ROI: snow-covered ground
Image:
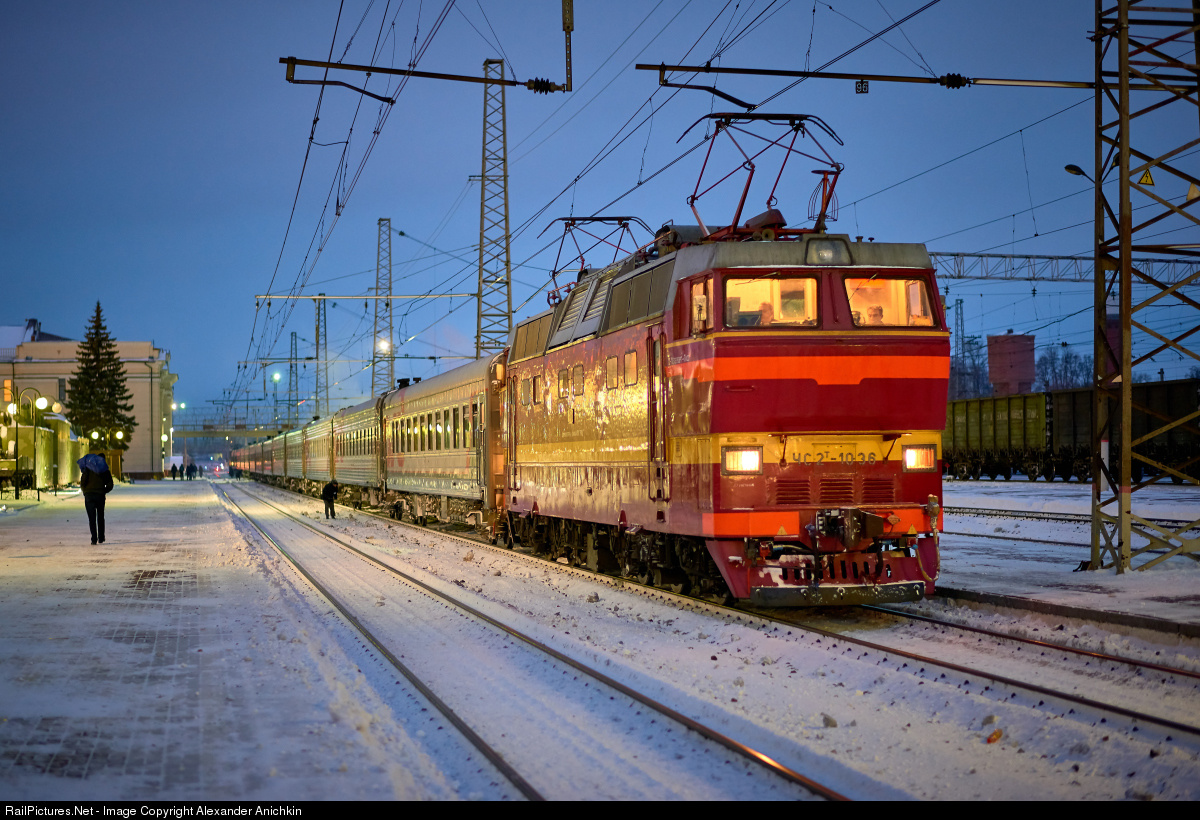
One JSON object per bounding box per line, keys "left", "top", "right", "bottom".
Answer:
{"left": 1, "top": 478, "right": 1198, "bottom": 800}
{"left": 939, "top": 479, "right": 1200, "bottom": 627}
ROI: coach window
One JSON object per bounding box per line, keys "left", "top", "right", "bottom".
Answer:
{"left": 443, "top": 409, "right": 451, "bottom": 449}
{"left": 572, "top": 364, "right": 585, "bottom": 396}
{"left": 435, "top": 413, "right": 443, "bottom": 450}
{"left": 605, "top": 356, "right": 619, "bottom": 390}
{"left": 453, "top": 407, "right": 460, "bottom": 448}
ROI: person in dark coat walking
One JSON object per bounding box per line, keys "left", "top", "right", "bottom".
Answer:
{"left": 78, "top": 448, "right": 114, "bottom": 545}
{"left": 322, "top": 479, "right": 339, "bottom": 519}
{"left": 170, "top": 464, "right": 178, "bottom": 480}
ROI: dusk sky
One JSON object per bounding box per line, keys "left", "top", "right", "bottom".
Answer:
{"left": 3, "top": 2, "right": 1195, "bottom": 422}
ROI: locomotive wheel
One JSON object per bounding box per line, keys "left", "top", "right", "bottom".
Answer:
{"left": 652, "top": 567, "right": 689, "bottom": 595}
{"left": 1023, "top": 461, "right": 1040, "bottom": 480}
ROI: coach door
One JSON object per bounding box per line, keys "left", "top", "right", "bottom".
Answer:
{"left": 649, "top": 330, "right": 670, "bottom": 502}
{"left": 506, "top": 376, "right": 518, "bottom": 493}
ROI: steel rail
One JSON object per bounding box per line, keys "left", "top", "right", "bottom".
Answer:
{"left": 232, "top": 482, "right": 847, "bottom": 801}
{"left": 756, "top": 611, "right": 1200, "bottom": 739}
{"left": 217, "top": 485, "right": 545, "bottom": 801}
{"left": 862, "top": 605, "right": 1200, "bottom": 682}
{"left": 945, "top": 506, "right": 1195, "bottom": 529}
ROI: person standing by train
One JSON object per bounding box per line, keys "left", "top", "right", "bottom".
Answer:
{"left": 322, "top": 479, "right": 339, "bottom": 519}
{"left": 170, "top": 463, "right": 178, "bottom": 480}
{"left": 78, "top": 447, "right": 114, "bottom": 545}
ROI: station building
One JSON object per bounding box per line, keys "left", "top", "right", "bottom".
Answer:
{"left": 1, "top": 319, "right": 178, "bottom": 484}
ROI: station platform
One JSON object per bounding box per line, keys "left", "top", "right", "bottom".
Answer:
{"left": 0, "top": 479, "right": 1197, "bottom": 799}
{"left": 0, "top": 480, "right": 422, "bottom": 801}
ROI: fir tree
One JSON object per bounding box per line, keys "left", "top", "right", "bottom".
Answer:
{"left": 67, "top": 302, "right": 136, "bottom": 450}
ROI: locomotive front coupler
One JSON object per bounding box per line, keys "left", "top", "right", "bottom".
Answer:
{"left": 809, "top": 508, "right": 887, "bottom": 548}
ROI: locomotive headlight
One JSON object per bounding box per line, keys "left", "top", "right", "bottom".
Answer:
{"left": 902, "top": 444, "right": 938, "bottom": 472}
{"left": 805, "top": 238, "right": 851, "bottom": 266}
{"left": 723, "top": 446, "right": 763, "bottom": 475}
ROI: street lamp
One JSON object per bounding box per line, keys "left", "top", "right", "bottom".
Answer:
{"left": 1065, "top": 163, "right": 1094, "bottom": 183}
{"left": 5, "top": 388, "right": 54, "bottom": 500}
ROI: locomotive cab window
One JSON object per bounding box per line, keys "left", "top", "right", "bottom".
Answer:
{"left": 845, "top": 276, "right": 936, "bottom": 328}
{"left": 724, "top": 275, "right": 817, "bottom": 328}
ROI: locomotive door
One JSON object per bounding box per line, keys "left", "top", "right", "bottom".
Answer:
{"left": 649, "top": 330, "right": 670, "bottom": 501}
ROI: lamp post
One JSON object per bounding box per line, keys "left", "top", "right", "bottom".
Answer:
{"left": 6, "top": 388, "right": 59, "bottom": 500}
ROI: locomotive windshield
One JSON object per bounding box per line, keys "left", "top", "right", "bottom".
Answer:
{"left": 724, "top": 275, "right": 817, "bottom": 328}
{"left": 845, "top": 276, "right": 936, "bottom": 328}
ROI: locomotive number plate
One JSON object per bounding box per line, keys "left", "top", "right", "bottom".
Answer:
{"left": 786, "top": 440, "right": 878, "bottom": 465}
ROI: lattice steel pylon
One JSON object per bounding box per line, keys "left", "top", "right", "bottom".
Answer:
{"left": 1089, "top": 2, "right": 1200, "bottom": 572}
{"left": 373, "top": 217, "right": 395, "bottom": 395}
{"left": 477, "top": 59, "right": 514, "bottom": 358}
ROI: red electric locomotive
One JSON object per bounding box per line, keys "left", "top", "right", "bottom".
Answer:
{"left": 504, "top": 114, "right": 949, "bottom": 605}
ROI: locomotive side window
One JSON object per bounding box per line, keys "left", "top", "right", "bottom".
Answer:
{"left": 558, "top": 369, "right": 569, "bottom": 399}
{"left": 605, "top": 357, "right": 619, "bottom": 390}
{"left": 572, "top": 365, "right": 585, "bottom": 396}
{"left": 690, "top": 279, "right": 712, "bottom": 335}
{"left": 845, "top": 276, "right": 936, "bottom": 327}
{"left": 520, "top": 378, "right": 531, "bottom": 407}
{"left": 724, "top": 275, "right": 817, "bottom": 328}
{"left": 532, "top": 375, "right": 543, "bottom": 405}
{"left": 624, "top": 351, "right": 637, "bottom": 386}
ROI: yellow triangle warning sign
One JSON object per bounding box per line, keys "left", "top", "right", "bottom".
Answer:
{"left": 1138, "top": 169, "right": 1155, "bottom": 186}
{"left": 777, "top": 526, "right": 788, "bottom": 537}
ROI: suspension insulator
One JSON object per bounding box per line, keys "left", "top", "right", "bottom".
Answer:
{"left": 940, "top": 73, "right": 969, "bottom": 89}
{"left": 526, "top": 78, "right": 557, "bottom": 94}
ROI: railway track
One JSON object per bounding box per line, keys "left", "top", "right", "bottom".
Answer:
{"left": 755, "top": 604, "right": 1200, "bottom": 742}
{"left": 944, "top": 506, "right": 1196, "bottom": 530}
{"left": 861, "top": 604, "right": 1200, "bottom": 682}
{"left": 235, "top": 482, "right": 1200, "bottom": 737}
{"left": 222, "top": 479, "right": 1200, "bottom": 798}
{"left": 220, "top": 482, "right": 846, "bottom": 801}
